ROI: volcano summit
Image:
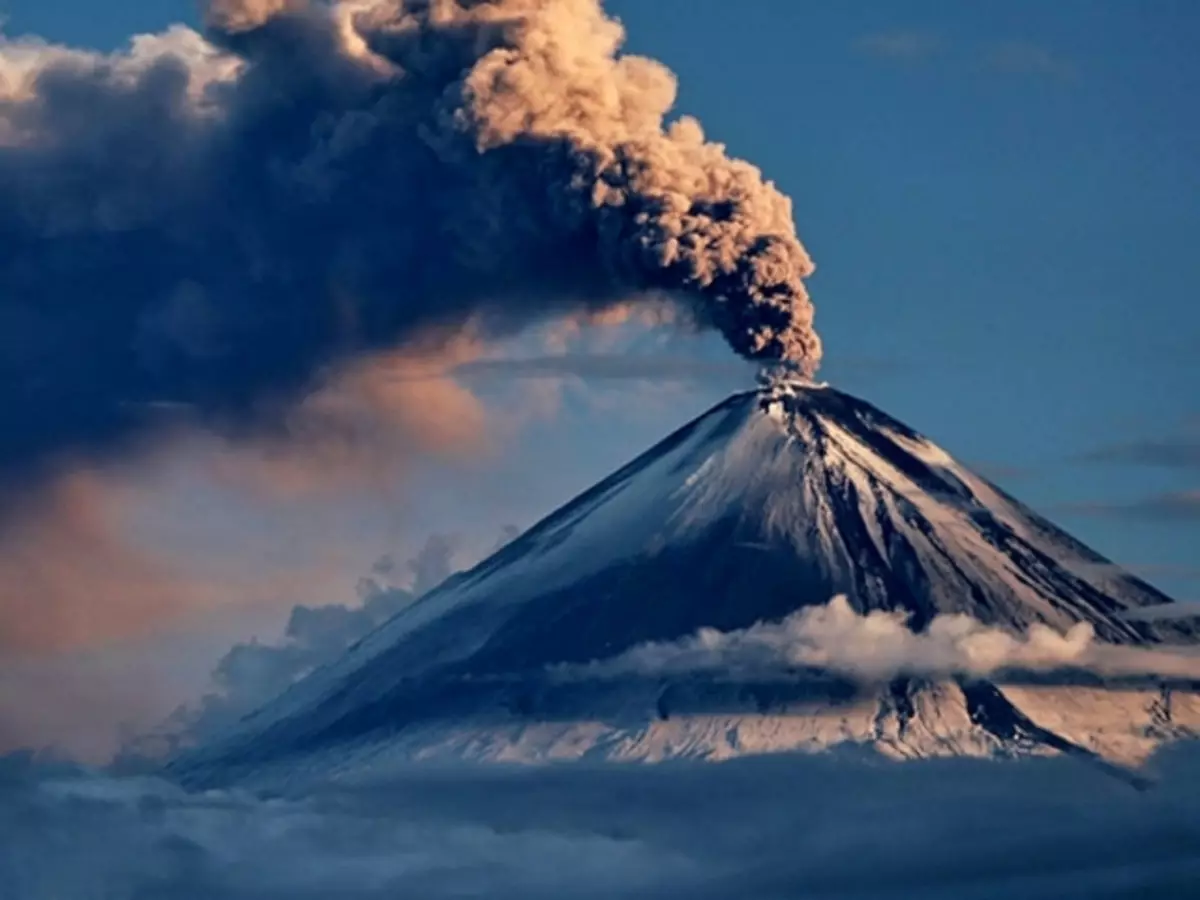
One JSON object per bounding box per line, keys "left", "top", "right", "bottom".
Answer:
{"left": 177, "top": 379, "right": 1200, "bottom": 786}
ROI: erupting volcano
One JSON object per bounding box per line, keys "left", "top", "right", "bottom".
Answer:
{"left": 176, "top": 376, "right": 1200, "bottom": 787}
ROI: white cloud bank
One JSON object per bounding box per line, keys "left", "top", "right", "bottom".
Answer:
{"left": 562, "top": 596, "right": 1200, "bottom": 683}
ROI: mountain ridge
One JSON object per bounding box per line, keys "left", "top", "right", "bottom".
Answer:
{"left": 172, "top": 380, "right": 1200, "bottom": 786}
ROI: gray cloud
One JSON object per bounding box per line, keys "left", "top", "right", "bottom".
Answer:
{"left": 1079, "top": 433, "right": 1200, "bottom": 470}
{"left": 455, "top": 352, "right": 755, "bottom": 383}
{"left": 855, "top": 31, "right": 1078, "bottom": 84}
{"left": 1059, "top": 491, "right": 1200, "bottom": 523}
{"left": 984, "top": 40, "right": 1078, "bottom": 81}
{"left": 4, "top": 746, "right": 1200, "bottom": 899}
{"left": 855, "top": 30, "right": 942, "bottom": 63}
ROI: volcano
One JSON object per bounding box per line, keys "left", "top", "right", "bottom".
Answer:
{"left": 176, "top": 380, "right": 1200, "bottom": 786}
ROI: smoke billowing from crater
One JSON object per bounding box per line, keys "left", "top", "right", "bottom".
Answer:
{"left": 0, "top": 0, "right": 819, "bottom": 487}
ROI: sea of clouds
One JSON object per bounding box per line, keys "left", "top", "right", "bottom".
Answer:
{"left": 3, "top": 745, "right": 1200, "bottom": 899}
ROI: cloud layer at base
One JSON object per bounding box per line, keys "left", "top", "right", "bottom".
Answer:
{"left": 3, "top": 746, "right": 1200, "bottom": 899}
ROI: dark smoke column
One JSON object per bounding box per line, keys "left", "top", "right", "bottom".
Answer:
{"left": 411, "top": 0, "right": 823, "bottom": 372}
{"left": 0, "top": 0, "right": 821, "bottom": 487}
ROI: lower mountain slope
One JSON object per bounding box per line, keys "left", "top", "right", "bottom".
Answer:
{"left": 173, "top": 381, "right": 1200, "bottom": 786}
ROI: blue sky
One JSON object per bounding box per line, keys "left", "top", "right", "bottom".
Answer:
{"left": 1, "top": 0, "right": 1197, "bottom": 750}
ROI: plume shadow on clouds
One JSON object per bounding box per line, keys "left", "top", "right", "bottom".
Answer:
{"left": 3, "top": 746, "right": 1200, "bottom": 899}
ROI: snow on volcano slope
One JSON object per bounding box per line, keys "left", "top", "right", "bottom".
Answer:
{"left": 173, "top": 381, "right": 1200, "bottom": 786}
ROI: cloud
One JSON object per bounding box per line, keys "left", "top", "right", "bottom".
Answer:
{"left": 0, "top": 522, "right": 504, "bottom": 764}
{"left": 205, "top": 0, "right": 298, "bottom": 34}
{"left": 0, "top": 465, "right": 354, "bottom": 659}
{"left": 0, "top": 472, "right": 177, "bottom": 655}
{"left": 456, "top": 353, "right": 754, "bottom": 384}
{"left": 0, "top": 0, "right": 822, "bottom": 504}
{"left": 1060, "top": 491, "right": 1200, "bottom": 524}
{"left": 118, "top": 531, "right": 504, "bottom": 763}
{"left": 0, "top": 650, "right": 182, "bottom": 766}
{"left": 0, "top": 457, "right": 394, "bottom": 761}
{"left": 984, "top": 40, "right": 1078, "bottom": 81}
{"left": 0, "top": 237, "right": 679, "bottom": 684}
{"left": 0, "top": 472, "right": 251, "bottom": 656}
{"left": 560, "top": 596, "right": 1200, "bottom": 684}
{"left": 1078, "top": 432, "right": 1200, "bottom": 470}
{"left": 197, "top": 340, "right": 491, "bottom": 499}
{"left": 5, "top": 746, "right": 1200, "bottom": 899}
{"left": 855, "top": 30, "right": 942, "bottom": 63}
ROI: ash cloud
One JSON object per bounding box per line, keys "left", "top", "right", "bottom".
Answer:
{"left": 0, "top": 469, "right": 333, "bottom": 657}
{"left": 0, "top": 0, "right": 820, "bottom": 492}
{"left": 455, "top": 352, "right": 754, "bottom": 383}
{"left": 0, "top": 471, "right": 189, "bottom": 656}
{"left": 563, "top": 596, "right": 1200, "bottom": 683}
{"left": 4, "top": 747, "right": 1200, "bottom": 899}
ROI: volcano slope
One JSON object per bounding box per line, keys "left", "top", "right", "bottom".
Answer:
{"left": 174, "top": 381, "right": 1200, "bottom": 786}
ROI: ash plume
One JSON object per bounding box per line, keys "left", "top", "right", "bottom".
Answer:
{"left": 0, "top": 0, "right": 820, "bottom": 489}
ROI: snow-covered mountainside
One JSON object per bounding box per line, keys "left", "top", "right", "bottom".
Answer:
{"left": 174, "top": 381, "right": 1200, "bottom": 786}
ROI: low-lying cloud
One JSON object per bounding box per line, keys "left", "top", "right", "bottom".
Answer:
{"left": 1080, "top": 433, "right": 1200, "bottom": 471}
{"left": 561, "top": 596, "right": 1200, "bottom": 683}
{"left": 3, "top": 746, "right": 1200, "bottom": 899}
{"left": 121, "top": 531, "right": 506, "bottom": 762}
